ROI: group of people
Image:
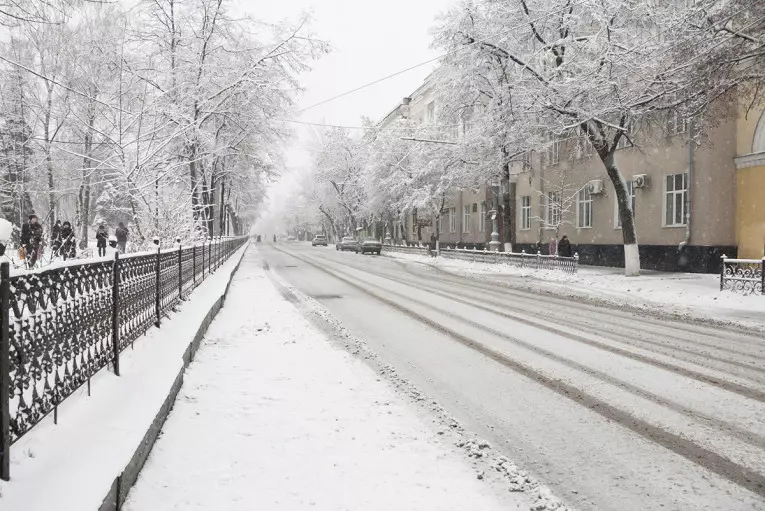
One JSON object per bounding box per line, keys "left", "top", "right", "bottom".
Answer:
{"left": 16, "top": 215, "right": 134, "bottom": 268}
{"left": 94, "top": 222, "right": 129, "bottom": 257}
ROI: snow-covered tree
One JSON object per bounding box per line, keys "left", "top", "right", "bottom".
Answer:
{"left": 433, "top": 0, "right": 742, "bottom": 275}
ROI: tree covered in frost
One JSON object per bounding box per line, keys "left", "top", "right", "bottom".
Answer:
{"left": 432, "top": 0, "right": 745, "bottom": 275}
{"left": 0, "top": 0, "right": 326, "bottom": 248}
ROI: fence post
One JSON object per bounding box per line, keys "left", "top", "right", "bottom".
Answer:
{"left": 761, "top": 257, "right": 764, "bottom": 295}
{"left": 178, "top": 245, "right": 183, "bottom": 300}
{"left": 111, "top": 253, "right": 120, "bottom": 376}
{"left": 574, "top": 253, "right": 579, "bottom": 274}
{"left": 202, "top": 241, "right": 205, "bottom": 281}
{"left": 193, "top": 244, "right": 197, "bottom": 287}
{"left": 536, "top": 251, "right": 541, "bottom": 270}
{"left": 720, "top": 254, "right": 727, "bottom": 291}
{"left": 208, "top": 240, "right": 212, "bottom": 275}
{"left": 155, "top": 247, "right": 161, "bottom": 327}
{"left": 1, "top": 262, "right": 10, "bottom": 481}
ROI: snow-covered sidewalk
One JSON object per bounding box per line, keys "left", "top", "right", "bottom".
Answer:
{"left": 384, "top": 252, "right": 765, "bottom": 331}
{"left": 123, "top": 250, "right": 522, "bottom": 511}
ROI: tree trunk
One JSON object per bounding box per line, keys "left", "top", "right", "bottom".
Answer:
{"left": 79, "top": 103, "right": 96, "bottom": 248}
{"left": 601, "top": 151, "right": 640, "bottom": 276}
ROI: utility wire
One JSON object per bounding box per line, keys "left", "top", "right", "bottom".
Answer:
{"left": 295, "top": 0, "right": 592, "bottom": 114}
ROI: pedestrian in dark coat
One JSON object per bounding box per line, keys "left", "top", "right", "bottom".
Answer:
{"left": 21, "top": 214, "right": 44, "bottom": 267}
{"left": 60, "top": 221, "right": 76, "bottom": 260}
{"left": 96, "top": 224, "right": 109, "bottom": 257}
{"left": 51, "top": 220, "right": 61, "bottom": 243}
{"left": 115, "top": 222, "right": 129, "bottom": 253}
{"left": 558, "top": 235, "right": 572, "bottom": 258}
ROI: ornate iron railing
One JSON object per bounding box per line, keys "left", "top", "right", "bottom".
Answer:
{"left": 720, "top": 256, "right": 764, "bottom": 295}
{"left": 440, "top": 248, "right": 579, "bottom": 274}
{"left": 382, "top": 244, "right": 578, "bottom": 275}
{"left": 0, "top": 236, "right": 248, "bottom": 480}
{"left": 383, "top": 244, "right": 430, "bottom": 256}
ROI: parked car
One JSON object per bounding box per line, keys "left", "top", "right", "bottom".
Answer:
{"left": 356, "top": 238, "right": 382, "bottom": 255}
{"left": 336, "top": 236, "right": 359, "bottom": 251}
{"left": 312, "top": 234, "right": 328, "bottom": 246}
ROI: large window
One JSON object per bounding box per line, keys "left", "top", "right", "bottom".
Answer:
{"left": 463, "top": 205, "right": 471, "bottom": 233}
{"left": 426, "top": 101, "right": 436, "bottom": 124}
{"left": 577, "top": 136, "right": 594, "bottom": 159}
{"left": 449, "top": 207, "right": 456, "bottom": 233}
{"left": 479, "top": 203, "right": 487, "bottom": 232}
{"left": 546, "top": 191, "right": 561, "bottom": 226}
{"left": 521, "top": 196, "right": 531, "bottom": 230}
{"left": 577, "top": 187, "right": 593, "bottom": 228}
{"left": 615, "top": 181, "right": 636, "bottom": 228}
{"left": 665, "top": 173, "right": 688, "bottom": 226}
{"left": 544, "top": 133, "right": 560, "bottom": 166}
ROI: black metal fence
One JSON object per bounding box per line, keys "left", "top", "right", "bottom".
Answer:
{"left": 720, "top": 256, "right": 764, "bottom": 295}
{"left": 382, "top": 244, "right": 579, "bottom": 275}
{"left": 0, "top": 237, "right": 248, "bottom": 480}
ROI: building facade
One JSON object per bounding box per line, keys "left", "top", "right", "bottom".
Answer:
{"left": 380, "top": 76, "right": 763, "bottom": 272}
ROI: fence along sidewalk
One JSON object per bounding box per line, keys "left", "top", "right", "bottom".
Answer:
{"left": 720, "top": 256, "right": 765, "bottom": 295}
{"left": 0, "top": 236, "right": 248, "bottom": 481}
{"left": 382, "top": 244, "right": 579, "bottom": 275}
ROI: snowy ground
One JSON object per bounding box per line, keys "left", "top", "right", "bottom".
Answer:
{"left": 382, "top": 251, "right": 765, "bottom": 331}
{"left": 0, "top": 245, "right": 247, "bottom": 511}
{"left": 123, "top": 249, "right": 538, "bottom": 511}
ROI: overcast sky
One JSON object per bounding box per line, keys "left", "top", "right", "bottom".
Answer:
{"left": 249, "top": 0, "right": 456, "bottom": 229}
{"left": 253, "top": 0, "right": 452, "bottom": 168}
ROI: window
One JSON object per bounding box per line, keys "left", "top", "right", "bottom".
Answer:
{"left": 463, "top": 205, "right": 471, "bottom": 233}
{"left": 665, "top": 173, "right": 688, "bottom": 226}
{"left": 426, "top": 101, "right": 436, "bottom": 124}
{"left": 617, "top": 119, "right": 636, "bottom": 150}
{"left": 544, "top": 133, "right": 560, "bottom": 166}
{"left": 577, "top": 187, "right": 593, "bottom": 228}
{"left": 615, "top": 180, "right": 636, "bottom": 228}
{"left": 546, "top": 191, "right": 561, "bottom": 226}
{"left": 449, "top": 207, "right": 456, "bottom": 233}
{"left": 521, "top": 196, "right": 531, "bottom": 230}
{"left": 577, "top": 136, "right": 594, "bottom": 159}
{"left": 479, "top": 203, "right": 487, "bottom": 232}
{"left": 411, "top": 212, "right": 417, "bottom": 234}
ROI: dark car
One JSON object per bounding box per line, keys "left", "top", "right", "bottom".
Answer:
{"left": 312, "top": 235, "right": 328, "bottom": 246}
{"left": 356, "top": 238, "right": 382, "bottom": 255}
{"left": 336, "top": 236, "right": 359, "bottom": 251}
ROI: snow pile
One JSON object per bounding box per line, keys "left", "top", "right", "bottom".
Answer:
{"left": 383, "top": 251, "right": 765, "bottom": 331}
{"left": 124, "top": 250, "right": 561, "bottom": 511}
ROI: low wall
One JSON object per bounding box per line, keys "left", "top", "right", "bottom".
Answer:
{"left": 98, "top": 248, "right": 247, "bottom": 511}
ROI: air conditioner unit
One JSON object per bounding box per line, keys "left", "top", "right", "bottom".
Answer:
{"left": 587, "top": 179, "right": 604, "bottom": 195}
{"left": 633, "top": 174, "right": 650, "bottom": 189}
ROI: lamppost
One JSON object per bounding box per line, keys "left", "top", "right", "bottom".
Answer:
{"left": 488, "top": 179, "right": 502, "bottom": 252}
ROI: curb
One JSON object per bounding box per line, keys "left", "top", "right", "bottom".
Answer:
{"left": 98, "top": 245, "right": 248, "bottom": 511}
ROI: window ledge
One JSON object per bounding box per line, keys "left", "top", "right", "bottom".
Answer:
{"left": 663, "top": 224, "right": 687, "bottom": 228}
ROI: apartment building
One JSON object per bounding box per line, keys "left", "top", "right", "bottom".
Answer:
{"left": 379, "top": 76, "right": 493, "bottom": 248}
{"left": 380, "top": 75, "right": 763, "bottom": 272}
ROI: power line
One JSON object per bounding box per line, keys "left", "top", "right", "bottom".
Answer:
{"left": 295, "top": 0, "right": 591, "bottom": 114}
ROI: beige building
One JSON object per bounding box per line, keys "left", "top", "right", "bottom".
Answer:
{"left": 380, "top": 76, "right": 758, "bottom": 272}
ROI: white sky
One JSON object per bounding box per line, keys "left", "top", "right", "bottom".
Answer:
{"left": 248, "top": 0, "right": 455, "bottom": 230}
{"left": 251, "top": 0, "right": 451, "bottom": 168}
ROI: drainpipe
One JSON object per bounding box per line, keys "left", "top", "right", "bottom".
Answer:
{"left": 679, "top": 127, "right": 694, "bottom": 250}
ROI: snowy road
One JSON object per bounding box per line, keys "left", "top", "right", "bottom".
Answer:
{"left": 263, "top": 242, "right": 765, "bottom": 511}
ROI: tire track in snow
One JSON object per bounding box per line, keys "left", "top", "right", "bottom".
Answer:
{"left": 274, "top": 245, "right": 765, "bottom": 499}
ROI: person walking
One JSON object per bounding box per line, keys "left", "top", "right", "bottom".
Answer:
{"left": 116, "top": 222, "right": 129, "bottom": 253}
{"left": 21, "top": 214, "right": 44, "bottom": 267}
{"left": 548, "top": 236, "right": 558, "bottom": 256}
{"left": 558, "top": 235, "right": 572, "bottom": 258}
{"left": 51, "top": 220, "right": 63, "bottom": 257}
{"left": 96, "top": 223, "right": 109, "bottom": 257}
{"left": 60, "top": 221, "right": 76, "bottom": 260}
